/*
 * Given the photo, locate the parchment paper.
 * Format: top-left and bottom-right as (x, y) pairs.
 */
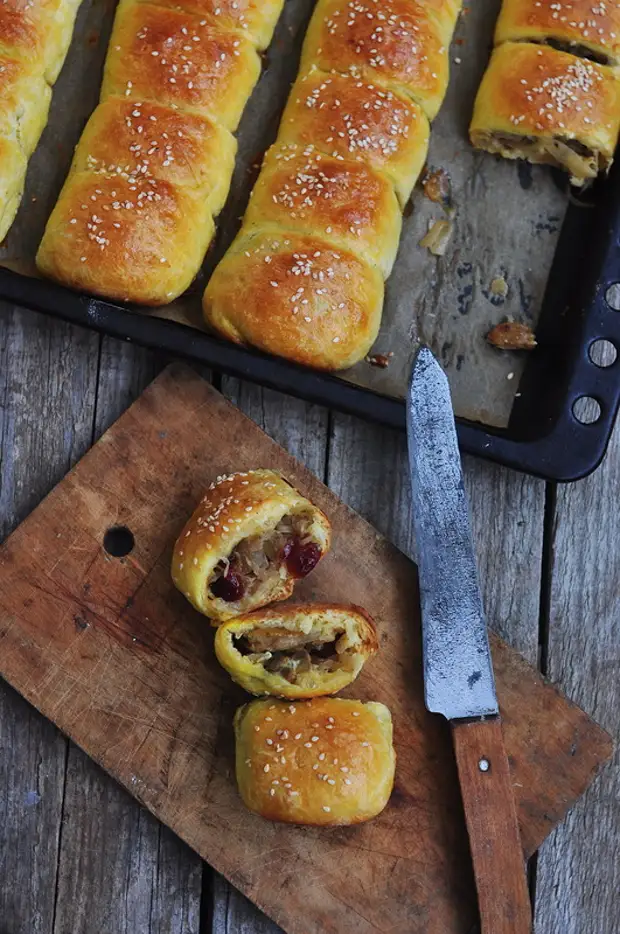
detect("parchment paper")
(0, 0), (570, 427)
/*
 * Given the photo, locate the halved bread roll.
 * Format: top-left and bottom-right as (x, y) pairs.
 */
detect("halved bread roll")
(234, 697), (395, 825)
(470, 42), (620, 186)
(215, 604), (378, 698)
(171, 469), (331, 623)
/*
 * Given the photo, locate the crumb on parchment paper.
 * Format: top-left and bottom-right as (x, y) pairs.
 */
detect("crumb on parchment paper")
(490, 276), (508, 298)
(419, 219), (453, 256)
(421, 167), (453, 213)
(366, 352), (394, 369)
(486, 321), (537, 351)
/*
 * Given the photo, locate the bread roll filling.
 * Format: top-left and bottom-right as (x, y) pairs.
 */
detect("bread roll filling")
(235, 624), (357, 684)
(473, 130), (599, 183)
(209, 512), (321, 603)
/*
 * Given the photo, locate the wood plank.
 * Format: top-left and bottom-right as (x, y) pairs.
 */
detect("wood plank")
(53, 338), (203, 934)
(211, 378), (328, 934)
(535, 422), (620, 934)
(0, 305), (99, 934)
(0, 365), (609, 934)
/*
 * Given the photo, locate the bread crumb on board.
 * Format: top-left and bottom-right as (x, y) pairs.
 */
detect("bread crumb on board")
(420, 219), (453, 256)
(366, 352), (394, 369)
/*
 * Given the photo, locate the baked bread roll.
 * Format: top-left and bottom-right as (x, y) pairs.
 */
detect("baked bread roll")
(299, 0), (461, 122)
(0, 0), (82, 242)
(204, 0), (461, 370)
(215, 604), (378, 698)
(171, 469), (331, 623)
(234, 697), (396, 825)
(204, 230), (385, 371)
(36, 0), (285, 304)
(495, 0), (620, 67)
(276, 69), (430, 208)
(471, 43), (620, 185)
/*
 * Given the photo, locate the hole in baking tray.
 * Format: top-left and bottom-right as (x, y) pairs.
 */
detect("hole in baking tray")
(572, 396), (602, 425)
(589, 339), (617, 368)
(103, 526), (135, 558)
(605, 283), (620, 310)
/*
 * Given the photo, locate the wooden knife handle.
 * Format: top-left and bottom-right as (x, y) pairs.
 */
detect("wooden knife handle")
(452, 717), (532, 934)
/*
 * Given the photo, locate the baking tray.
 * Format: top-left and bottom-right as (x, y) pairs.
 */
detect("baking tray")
(2, 0), (620, 481)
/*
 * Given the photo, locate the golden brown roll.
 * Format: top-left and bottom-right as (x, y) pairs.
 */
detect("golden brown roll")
(215, 604), (378, 698)
(136, 0), (285, 51)
(204, 229), (384, 370)
(242, 143), (402, 278)
(0, 0), (82, 243)
(203, 0), (460, 370)
(299, 0), (461, 121)
(100, 3), (261, 132)
(276, 69), (430, 208)
(495, 0), (620, 66)
(36, 0), (285, 303)
(470, 42), (620, 185)
(234, 697), (396, 825)
(171, 469), (331, 623)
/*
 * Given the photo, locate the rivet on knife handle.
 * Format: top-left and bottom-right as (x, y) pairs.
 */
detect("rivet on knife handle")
(452, 717), (532, 934)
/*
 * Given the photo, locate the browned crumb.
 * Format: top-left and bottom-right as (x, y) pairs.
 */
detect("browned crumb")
(422, 167), (452, 211)
(366, 352), (394, 369)
(487, 321), (537, 351)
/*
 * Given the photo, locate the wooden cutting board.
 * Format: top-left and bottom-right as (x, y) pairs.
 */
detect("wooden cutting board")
(0, 364), (611, 934)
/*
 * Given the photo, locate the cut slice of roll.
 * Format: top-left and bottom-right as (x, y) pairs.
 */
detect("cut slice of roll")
(171, 469), (331, 623)
(234, 697), (395, 825)
(203, 0), (462, 371)
(215, 604), (378, 698)
(470, 43), (620, 186)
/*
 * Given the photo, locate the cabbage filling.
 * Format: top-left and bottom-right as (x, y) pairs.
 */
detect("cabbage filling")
(475, 130), (600, 183)
(235, 626), (355, 684)
(209, 512), (319, 602)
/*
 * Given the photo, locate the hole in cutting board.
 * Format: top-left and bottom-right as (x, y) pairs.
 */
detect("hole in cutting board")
(103, 526), (135, 558)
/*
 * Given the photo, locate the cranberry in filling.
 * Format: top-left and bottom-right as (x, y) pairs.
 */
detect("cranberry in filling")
(283, 539), (322, 578)
(211, 568), (245, 602)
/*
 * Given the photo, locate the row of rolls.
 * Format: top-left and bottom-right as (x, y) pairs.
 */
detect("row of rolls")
(4, 0), (620, 367)
(171, 467), (395, 826)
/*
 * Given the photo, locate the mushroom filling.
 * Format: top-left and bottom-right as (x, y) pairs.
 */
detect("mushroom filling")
(476, 131), (599, 181)
(209, 513), (321, 603)
(235, 627), (351, 683)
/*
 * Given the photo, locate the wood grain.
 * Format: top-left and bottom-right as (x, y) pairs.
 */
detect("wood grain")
(0, 304), (99, 934)
(452, 718), (532, 934)
(535, 418), (620, 933)
(0, 364), (610, 934)
(52, 337), (203, 934)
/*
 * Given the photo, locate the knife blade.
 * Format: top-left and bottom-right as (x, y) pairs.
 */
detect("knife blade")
(406, 346), (532, 934)
(406, 344), (497, 721)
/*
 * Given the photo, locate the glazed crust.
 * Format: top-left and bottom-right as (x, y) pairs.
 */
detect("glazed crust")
(36, 0), (285, 303)
(234, 697), (395, 826)
(495, 0), (620, 66)
(242, 144), (403, 278)
(204, 229), (384, 370)
(299, 0), (461, 121)
(277, 69), (430, 207)
(202, 0), (459, 370)
(0, 0), (81, 243)
(215, 604), (378, 698)
(171, 469), (331, 623)
(470, 42), (620, 184)
(137, 0), (285, 50)
(100, 3), (261, 132)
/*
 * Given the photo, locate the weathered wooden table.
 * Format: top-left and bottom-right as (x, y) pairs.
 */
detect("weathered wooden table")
(0, 304), (617, 933)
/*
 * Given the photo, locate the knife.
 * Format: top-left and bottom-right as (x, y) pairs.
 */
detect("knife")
(406, 346), (532, 934)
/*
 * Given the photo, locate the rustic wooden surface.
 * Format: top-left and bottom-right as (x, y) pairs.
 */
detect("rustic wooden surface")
(0, 306), (617, 933)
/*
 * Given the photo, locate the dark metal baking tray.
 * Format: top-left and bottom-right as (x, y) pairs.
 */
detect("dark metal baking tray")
(2, 150), (620, 483)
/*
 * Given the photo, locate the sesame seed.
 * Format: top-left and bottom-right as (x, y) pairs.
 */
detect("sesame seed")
(263, 764), (270, 772)
(323, 806), (331, 812)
